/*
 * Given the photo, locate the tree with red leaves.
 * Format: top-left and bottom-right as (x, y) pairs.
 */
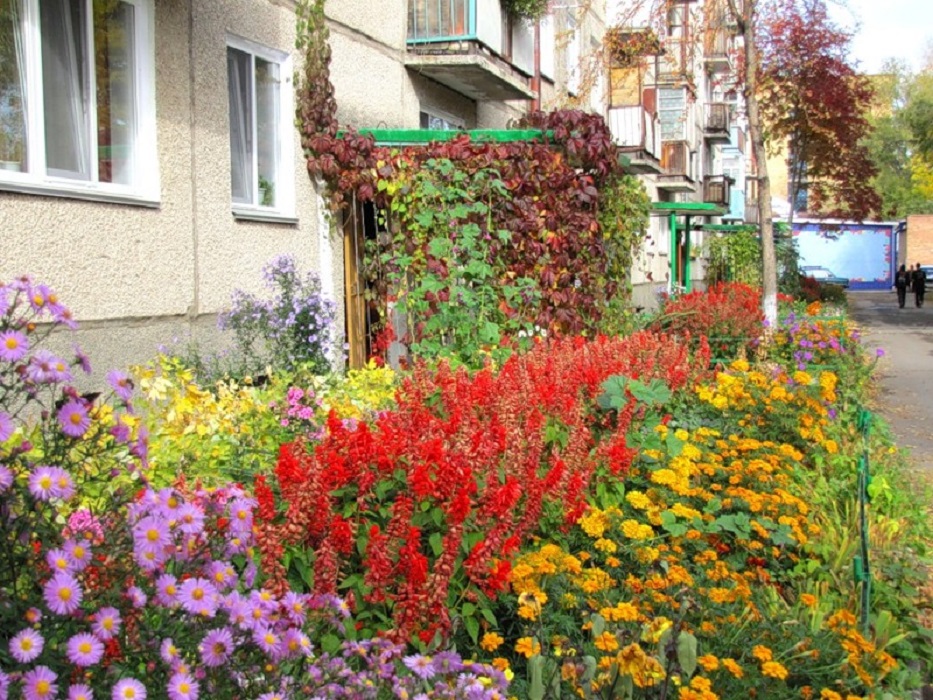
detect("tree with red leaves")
(758, 0), (880, 222)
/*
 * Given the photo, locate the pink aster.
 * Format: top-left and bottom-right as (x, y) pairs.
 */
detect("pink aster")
(282, 628), (312, 658)
(106, 370), (135, 402)
(10, 627), (44, 663)
(112, 678), (146, 700)
(167, 674), (199, 700)
(43, 571), (83, 615)
(199, 627), (234, 667)
(91, 606), (122, 640)
(0, 330), (29, 362)
(64, 509), (105, 544)
(22, 666), (57, 700)
(175, 504), (204, 535)
(282, 592), (307, 625)
(133, 516), (171, 553)
(28, 465), (57, 500)
(27, 349), (72, 384)
(252, 626), (282, 658)
(0, 411), (14, 442)
(134, 546), (166, 572)
(58, 399), (91, 438)
(0, 464), (12, 493)
(1, 670), (9, 700)
(66, 632), (104, 666)
(127, 586), (147, 608)
(160, 638), (180, 664)
(68, 684), (95, 700)
(49, 466), (76, 501)
(227, 498), (254, 532)
(155, 574), (180, 606)
(73, 344), (93, 374)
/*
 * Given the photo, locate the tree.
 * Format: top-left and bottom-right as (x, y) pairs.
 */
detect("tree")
(757, 0), (880, 222)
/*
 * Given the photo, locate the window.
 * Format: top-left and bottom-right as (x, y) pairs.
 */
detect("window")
(0, 0), (157, 202)
(419, 110), (463, 131)
(226, 36), (294, 216)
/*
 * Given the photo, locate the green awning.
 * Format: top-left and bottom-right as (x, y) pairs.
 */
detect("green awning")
(346, 129), (552, 146)
(650, 202), (727, 216)
(693, 223), (758, 232)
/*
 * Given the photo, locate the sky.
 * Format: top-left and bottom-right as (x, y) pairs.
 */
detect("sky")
(830, 0), (933, 74)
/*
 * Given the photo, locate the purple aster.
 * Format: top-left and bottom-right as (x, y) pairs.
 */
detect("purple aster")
(282, 592), (307, 625)
(876, 347), (885, 357)
(64, 539), (92, 571)
(281, 629), (312, 658)
(25, 607), (43, 624)
(27, 349), (72, 384)
(58, 399), (91, 438)
(135, 546), (166, 572)
(92, 607), (122, 640)
(178, 578), (218, 618)
(0, 671), (7, 700)
(0, 330), (29, 362)
(112, 678), (146, 700)
(432, 650), (465, 674)
(28, 465), (57, 500)
(175, 503), (204, 535)
(256, 694), (284, 700)
(0, 464), (13, 492)
(127, 585), (147, 608)
(155, 574), (180, 606)
(110, 420), (132, 444)
(46, 547), (73, 573)
(73, 344), (93, 374)
(0, 412), (14, 442)
(68, 684), (94, 700)
(167, 674), (199, 700)
(66, 632), (104, 666)
(227, 498), (254, 532)
(22, 666), (57, 700)
(10, 627), (45, 663)
(107, 370), (134, 402)
(160, 638), (180, 664)
(403, 653), (436, 680)
(50, 466), (76, 500)
(199, 627), (234, 667)
(252, 626), (282, 657)
(43, 571), (83, 615)
(133, 515), (172, 552)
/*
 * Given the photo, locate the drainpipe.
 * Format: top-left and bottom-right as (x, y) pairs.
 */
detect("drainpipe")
(532, 19), (541, 111)
(669, 212), (677, 293)
(684, 216), (692, 292)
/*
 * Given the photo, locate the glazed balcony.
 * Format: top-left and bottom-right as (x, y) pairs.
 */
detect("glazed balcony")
(608, 105), (662, 174)
(703, 27), (732, 72)
(704, 103), (732, 144)
(407, 0), (535, 101)
(657, 140), (697, 192)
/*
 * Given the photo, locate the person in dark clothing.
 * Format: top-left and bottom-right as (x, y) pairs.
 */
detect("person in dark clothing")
(913, 263), (927, 307)
(895, 264), (909, 308)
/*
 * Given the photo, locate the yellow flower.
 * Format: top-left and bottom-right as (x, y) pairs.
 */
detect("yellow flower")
(517, 604), (538, 621)
(491, 657), (510, 671)
(751, 645), (772, 662)
(800, 593), (817, 608)
(819, 690), (842, 700)
(697, 654), (719, 671)
(593, 631), (619, 652)
(480, 632), (504, 652)
(761, 661), (789, 680)
(515, 637), (541, 658)
(626, 490), (651, 509)
(594, 538), (617, 553)
(721, 658), (743, 678)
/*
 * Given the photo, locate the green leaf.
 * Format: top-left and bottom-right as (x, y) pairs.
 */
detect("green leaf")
(597, 375), (629, 411)
(627, 378), (673, 406)
(527, 653), (546, 700)
(478, 321), (501, 345)
(321, 634), (341, 654)
(462, 602), (476, 617)
(481, 607), (497, 626)
(660, 510), (688, 537)
(676, 632), (698, 678)
(465, 615), (480, 644)
(429, 532), (443, 557)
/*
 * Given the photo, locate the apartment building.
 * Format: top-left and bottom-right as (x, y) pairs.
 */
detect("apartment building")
(0, 0), (602, 372)
(605, 0), (750, 309)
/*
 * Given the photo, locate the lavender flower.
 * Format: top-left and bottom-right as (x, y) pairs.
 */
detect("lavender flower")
(21, 666), (57, 700)
(58, 399), (91, 438)
(66, 632), (105, 666)
(112, 678), (146, 700)
(10, 628), (44, 663)
(0, 412), (13, 442)
(0, 330), (28, 362)
(92, 607), (122, 640)
(43, 572), (83, 615)
(68, 684), (94, 700)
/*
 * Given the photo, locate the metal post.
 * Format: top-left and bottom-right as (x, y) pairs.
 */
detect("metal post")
(669, 212), (677, 293)
(684, 215), (692, 292)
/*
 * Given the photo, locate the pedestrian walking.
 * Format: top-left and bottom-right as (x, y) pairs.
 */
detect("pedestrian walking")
(895, 264), (909, 308)
(913, 263), (927, 307)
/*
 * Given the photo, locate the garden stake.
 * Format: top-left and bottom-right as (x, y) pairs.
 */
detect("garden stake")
(856, 409), (873, 634)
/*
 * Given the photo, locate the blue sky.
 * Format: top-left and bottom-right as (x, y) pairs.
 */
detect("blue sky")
(831, 0), (933, 74)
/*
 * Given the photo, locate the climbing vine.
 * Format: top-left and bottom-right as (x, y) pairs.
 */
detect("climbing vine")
(295, 0), (652, 361)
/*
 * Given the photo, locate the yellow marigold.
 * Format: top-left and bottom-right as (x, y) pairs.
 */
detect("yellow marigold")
(800, 593), (817, 608)
(721, 658), (743, 678)
(594, 538), (617, 553)
(616, 643), (649, 677)
(751, 645), (772, 662)
(819, 690), (842, 700)
(561, 593), (579, 609)
(761, 661), (789, 680)
(650, 468), (679, 486)
(593, 631), (619, 652)
(671, 503), (702, 520)
(491, 657), (510, 672)
(636, 546), (660, 563)
(697, 654), (719, 671)
(826, 609), (857, 630)
(621, 519), (655, 540)
(626, 490), (652, 510)
(793, 370), (813, 385)
(603, 601), (639, 622)
(515, 637), (541, 658)
(576, 568), (613, 594)
(480, 632), (504, 652)
(579, 509), (612, 538)
(511, 563), (535, 580)
(605, 556), (621, 568)
(518, 604), (538, 620)
(824, 439), (838, 454)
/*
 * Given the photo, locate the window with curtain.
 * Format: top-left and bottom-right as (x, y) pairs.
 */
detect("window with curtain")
(226, 39), (291, 213)
(0, 0), (155, 197)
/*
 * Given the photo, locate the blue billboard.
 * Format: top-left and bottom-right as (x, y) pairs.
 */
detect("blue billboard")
(793, 221), (896, 291)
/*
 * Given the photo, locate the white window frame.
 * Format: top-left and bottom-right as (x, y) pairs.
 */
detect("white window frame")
(0, 0), (159, 205)
(226, 34), (295, 221)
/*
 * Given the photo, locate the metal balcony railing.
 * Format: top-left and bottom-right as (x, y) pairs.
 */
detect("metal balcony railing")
(704, 174), (733, 207)
(608, 106), (661, 159)
(408, 0), (475, 43)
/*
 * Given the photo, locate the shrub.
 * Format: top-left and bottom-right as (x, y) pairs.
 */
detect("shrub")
(218, 255), (337, 376)
(651, 282), (763, 360)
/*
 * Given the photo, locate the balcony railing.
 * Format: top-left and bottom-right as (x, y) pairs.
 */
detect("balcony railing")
(703, 174), (733, 208)
(409, 0), (474, 42)
(705, 103), (731, 136)
(661, 140), (691, 176)
(608, 106), (662, 163)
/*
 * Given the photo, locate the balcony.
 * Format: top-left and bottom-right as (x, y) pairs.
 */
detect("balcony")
(406, 0), (535, 101)
(703, 103), (732, 143)
(703, 28), (732, 72)
(745, 176), (760, 223)
(703, 174), (734, 208)
(657, 140), (697, 192)
(608, 106), (662, 174)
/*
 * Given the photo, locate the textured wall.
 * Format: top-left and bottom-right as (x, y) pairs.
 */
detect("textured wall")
(0, 0), (332, 374)
(907, 215), (933, 266)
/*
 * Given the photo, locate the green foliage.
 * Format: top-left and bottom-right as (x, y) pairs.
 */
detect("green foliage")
(598, 174), (651, 297)
(704, 228), (762, 287)
(501, 0), (550, 21)
(376, 158), (541, 367)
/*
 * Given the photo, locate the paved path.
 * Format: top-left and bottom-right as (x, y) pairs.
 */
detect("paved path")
(847, 289), (933, 473)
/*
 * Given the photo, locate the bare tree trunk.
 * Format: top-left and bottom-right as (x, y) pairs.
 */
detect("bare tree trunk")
(728, 0), (778, 328)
